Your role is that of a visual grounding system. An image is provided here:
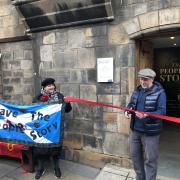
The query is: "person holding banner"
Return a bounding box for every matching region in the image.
[124,68,166,180]
[33,78,72,179]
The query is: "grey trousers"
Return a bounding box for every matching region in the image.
[130,130,160,180]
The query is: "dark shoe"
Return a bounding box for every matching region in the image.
[35,169,46,179]
[54,168,61,179]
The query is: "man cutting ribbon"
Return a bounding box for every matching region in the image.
[124,68,166,180]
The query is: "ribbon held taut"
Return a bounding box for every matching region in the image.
[64,96,180,124]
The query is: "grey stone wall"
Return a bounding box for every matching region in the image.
[0,0,32,103]
[31,23,135,167]
[0,0,180,169]
[113,0,180,22]
[0,0,26,41]
[0,41,34,103]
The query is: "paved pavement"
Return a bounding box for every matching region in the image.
[0,156,179,180]
[0,157,100,180]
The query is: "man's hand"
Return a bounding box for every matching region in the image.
[135,111,148,119]
[124,111,132,119]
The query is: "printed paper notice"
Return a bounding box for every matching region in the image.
[97,58,113,82]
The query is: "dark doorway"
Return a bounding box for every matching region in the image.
[154,47,180,117]
[137,37,180,178]
[153,47,180,178]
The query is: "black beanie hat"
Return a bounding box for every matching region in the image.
[41,78,55,87]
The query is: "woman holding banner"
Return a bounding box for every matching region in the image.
[33,78,72,179]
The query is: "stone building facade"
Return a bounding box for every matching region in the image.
[0,0,180,169]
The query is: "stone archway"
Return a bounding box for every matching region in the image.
[122,7,180,39]
[121,7,180,114]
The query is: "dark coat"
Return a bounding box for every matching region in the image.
[32,91,72,155]
[127,81,166,136]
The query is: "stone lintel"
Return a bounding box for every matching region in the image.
[139,11,159,30]
[159,8,180,26]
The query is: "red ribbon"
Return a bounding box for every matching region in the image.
[64,96,180,124]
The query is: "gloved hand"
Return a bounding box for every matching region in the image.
[40,95,49,102]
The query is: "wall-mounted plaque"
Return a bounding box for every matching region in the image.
[97,57,113,82]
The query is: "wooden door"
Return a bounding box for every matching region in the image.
[136,40,154,84]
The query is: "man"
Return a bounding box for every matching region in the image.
[124,68,166,180]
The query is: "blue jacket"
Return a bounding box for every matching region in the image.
[127,81,166,135]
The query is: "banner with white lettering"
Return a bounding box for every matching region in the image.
[0,100,64,147]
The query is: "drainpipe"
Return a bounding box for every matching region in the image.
[0,51,3,99]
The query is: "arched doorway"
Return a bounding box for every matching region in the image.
[121,7,180,178]
[136,33,180,178]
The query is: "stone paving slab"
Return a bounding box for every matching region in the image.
[96,171,127,180]
[95,164,180,180]
[95,164,133,180]
[157,177,180,180]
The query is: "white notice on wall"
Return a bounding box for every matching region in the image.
[97,57,113,82]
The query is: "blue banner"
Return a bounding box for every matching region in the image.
[0,100,64,147]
